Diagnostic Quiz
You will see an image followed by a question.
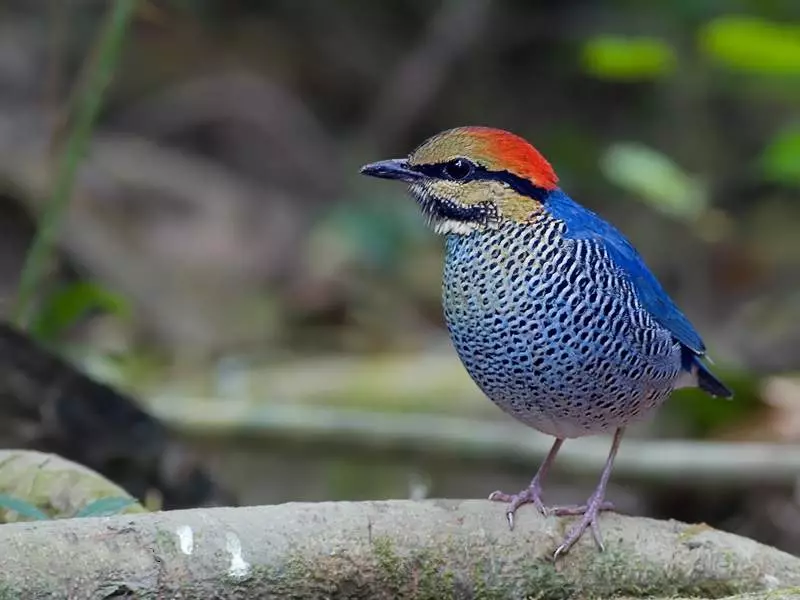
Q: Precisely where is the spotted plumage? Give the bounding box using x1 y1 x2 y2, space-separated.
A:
360 126 731 559
443 209 683 439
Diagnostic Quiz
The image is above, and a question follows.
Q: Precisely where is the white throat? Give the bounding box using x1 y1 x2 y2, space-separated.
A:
432 219 480 235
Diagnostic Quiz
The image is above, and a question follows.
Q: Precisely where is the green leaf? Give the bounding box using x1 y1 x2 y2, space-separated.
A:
28 281 130 343
600 143 708 221
761 126 800 185
73 496 138 518
0 494 49 521
581 36 677 81
700 16 800 75
12 0 137 327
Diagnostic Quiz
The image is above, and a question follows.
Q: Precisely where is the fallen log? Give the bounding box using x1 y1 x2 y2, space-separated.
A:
0 499 798 599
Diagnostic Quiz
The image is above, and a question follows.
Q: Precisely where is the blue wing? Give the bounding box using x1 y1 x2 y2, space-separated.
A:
545 190 706 355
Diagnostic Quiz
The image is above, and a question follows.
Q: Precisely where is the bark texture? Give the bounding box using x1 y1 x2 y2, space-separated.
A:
0 499 798 599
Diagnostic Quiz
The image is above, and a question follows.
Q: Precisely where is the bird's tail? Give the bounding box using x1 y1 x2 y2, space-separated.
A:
680 347 733 399
694 358 733 399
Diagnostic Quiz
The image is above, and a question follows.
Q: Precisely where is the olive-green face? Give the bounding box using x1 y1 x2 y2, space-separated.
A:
360 126 557 235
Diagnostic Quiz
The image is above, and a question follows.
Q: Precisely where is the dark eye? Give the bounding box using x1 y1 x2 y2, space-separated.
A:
442 158 473 181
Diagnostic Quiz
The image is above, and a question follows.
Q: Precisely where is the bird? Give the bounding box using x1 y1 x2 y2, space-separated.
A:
359 126 732 559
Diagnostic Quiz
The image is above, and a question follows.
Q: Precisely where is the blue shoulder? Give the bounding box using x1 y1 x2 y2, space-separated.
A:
545 189 706 355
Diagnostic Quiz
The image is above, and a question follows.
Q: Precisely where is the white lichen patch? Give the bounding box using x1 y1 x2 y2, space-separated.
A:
226 531 251 579
761 574 781 590
176 525 194 555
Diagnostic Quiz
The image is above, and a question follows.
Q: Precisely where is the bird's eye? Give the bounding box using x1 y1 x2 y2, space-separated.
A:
442 158 473 181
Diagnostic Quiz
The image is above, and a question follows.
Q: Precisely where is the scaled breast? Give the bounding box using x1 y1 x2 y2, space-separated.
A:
441 217 682 438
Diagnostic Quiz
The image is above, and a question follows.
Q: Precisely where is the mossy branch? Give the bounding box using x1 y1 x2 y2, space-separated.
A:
0 449 144 522
0 499 798 598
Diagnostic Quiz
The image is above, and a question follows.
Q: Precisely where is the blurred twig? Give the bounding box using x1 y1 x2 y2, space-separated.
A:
151 402 800 487
13 0 137 328
358 0 493 150
43 0 68 118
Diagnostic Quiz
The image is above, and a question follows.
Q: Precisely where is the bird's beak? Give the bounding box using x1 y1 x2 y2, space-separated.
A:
359 158 421 183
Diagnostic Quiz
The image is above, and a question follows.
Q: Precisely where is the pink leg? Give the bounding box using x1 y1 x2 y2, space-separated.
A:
488 437 564 529
552 427 625 560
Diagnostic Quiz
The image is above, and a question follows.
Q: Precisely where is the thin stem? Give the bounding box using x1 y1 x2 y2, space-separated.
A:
13 0 139 327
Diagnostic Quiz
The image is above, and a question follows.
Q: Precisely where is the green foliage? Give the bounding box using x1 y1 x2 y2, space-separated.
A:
760 125 800 186
666 370 760 437
0 494 137 522
581 36 677 81
0 494 49 521
13 0 137 328
700 16 800 75
73 496 138 518
600 142 708 221
28 281 130 344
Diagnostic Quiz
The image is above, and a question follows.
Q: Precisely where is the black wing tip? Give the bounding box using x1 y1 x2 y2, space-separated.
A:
697 368 734 400
682 347 732 399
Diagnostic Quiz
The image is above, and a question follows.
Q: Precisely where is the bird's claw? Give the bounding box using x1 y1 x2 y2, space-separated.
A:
549 500 614 516
551 494 609 560
488 481 547 530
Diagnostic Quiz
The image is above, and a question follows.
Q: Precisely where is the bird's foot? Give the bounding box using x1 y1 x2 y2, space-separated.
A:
488 480 546 529
552 492 611 560
549 500 614 516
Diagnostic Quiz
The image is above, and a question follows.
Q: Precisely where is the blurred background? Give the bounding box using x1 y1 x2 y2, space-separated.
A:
0 0 799 553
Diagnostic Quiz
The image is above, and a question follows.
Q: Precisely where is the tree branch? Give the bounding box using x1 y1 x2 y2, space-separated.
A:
151 400 800 488
1 499 799 598
0 449 144 521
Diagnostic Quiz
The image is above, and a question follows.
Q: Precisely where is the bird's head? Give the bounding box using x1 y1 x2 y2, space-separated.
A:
360 126 559 235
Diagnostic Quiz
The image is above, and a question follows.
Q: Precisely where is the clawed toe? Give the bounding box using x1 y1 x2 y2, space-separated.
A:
552 496 610 559
553 512 605 559
488 483 547 529
487 490 513 503
590 516 605 551
488 484 616 555
549 500 614 516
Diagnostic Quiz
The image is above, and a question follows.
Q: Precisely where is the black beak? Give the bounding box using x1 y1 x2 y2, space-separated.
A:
359 158 421 183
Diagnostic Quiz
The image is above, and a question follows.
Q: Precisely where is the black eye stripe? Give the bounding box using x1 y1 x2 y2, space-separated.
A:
410 161 550 202
413 161 475 181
